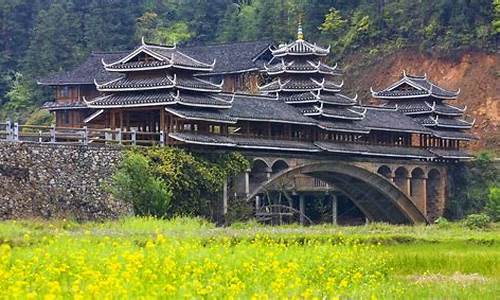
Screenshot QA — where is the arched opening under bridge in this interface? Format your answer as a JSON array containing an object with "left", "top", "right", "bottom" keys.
[{"left": 247, "top": 162, "right": 427, "bottom": 225}]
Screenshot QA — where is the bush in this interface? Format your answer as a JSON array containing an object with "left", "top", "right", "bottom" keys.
[
  {"left": 110, "top": 152, "right": 172, "bottom": 218},
  {"left": 25, "top": 109, "right": 53, "bottom": 126},
  {"left": 111, "top": 148, "right": 249, "bottom": 221},
  {"left": 434, "top": 216, "right": 450, "bottom": 228},
  {"left": 485, "top": 186, "right": 500, "bottom": 222},
  {"left": 463, "top": 213, "right": 491, "bottom": 229}
]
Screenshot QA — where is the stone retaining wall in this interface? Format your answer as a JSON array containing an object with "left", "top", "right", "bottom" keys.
[{"left": 0, "top": 141, "right": 131, "bottom": 220}]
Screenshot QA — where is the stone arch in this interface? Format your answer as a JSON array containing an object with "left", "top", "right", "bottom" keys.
[
  {"left": 246, "top": 162, "right": 427, "bottom": 224},
  {"left": 249, "top": 159, "right": 271, "bottom": 188},
  {"left": 377, "top": 165, "right": 392, "bottom": 179},
  {"left": 394, "top": 167, "right": 410, "bottom": 195},
  {"left": 410, "top": 167, "right": 426, "bottom": 213},
  {"left": 271, "top": 159, "right": 289, "bottom": 174},
  {"left": 427, "top": 169, "right": 443, "bottom": 222}
]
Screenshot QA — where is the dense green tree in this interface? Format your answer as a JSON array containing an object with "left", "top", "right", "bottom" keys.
[{"left": 0, "top": 0, "right": 496, "bottom": 120}]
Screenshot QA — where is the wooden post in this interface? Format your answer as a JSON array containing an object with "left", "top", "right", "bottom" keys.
[
  {"left": 131, "top": 129, "right": 137, "bottom": 145},
  {"left": 255, "top": 195, "right": 260, "bottom": 211},
  {"left": 223, "top": 178, "right": 228, "bottom": 216},
  {"left": 160, "top": 106, "right": 165, "bottom": 132},
  {"left": 160, "top": 130, "right": 165, "bottom": 147},
  {"left": 110, "top": 110, "right": 116, "bottom": 130},
  {"left": 119, "top": 110, "right": 124, "bottom": 131},
  {"left": 244, "top": 169, "right": 250, "bottom": 196},
  {"left": 5, "top": 121, "right": 12, "bottom": 141},
  {"left": 82, "top": 126, "right": 88, "bottom": 145},
  {"left": 117, "top": 128, "right": 122, "bottom": 144},
  {"left": 331, "top": 194, "right": 338, "bottom": 225},
  {"left": 50, "top": 126, "right": 56, "bottom": 143},
  {"left": 299, "top": 194, "right": 305, "bottom": 225},
  {"left": 13, "top": 123, "right": 19, "bottom": 141}
]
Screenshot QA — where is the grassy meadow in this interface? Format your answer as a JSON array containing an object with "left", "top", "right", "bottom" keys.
[{"left": 0, "top": 218, "right": 498, "bottom": 299}]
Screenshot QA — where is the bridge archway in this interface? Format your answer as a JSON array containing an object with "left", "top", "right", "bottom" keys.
[
  {"left": 427, "top": 169, "right": 444, "bottom": 222},
  {"left": 246, "top": 162, "right": 427, "bottom": 224},
  {"left": 271, "top": 159, "right": 289, "bottom": 174},
  {"left": 410, "top": 167, "right": 426, "bottom": 213},
  {"left": 394, "top": 167, "right": 410, "bottom": 195},
  {"left": 249, "top": 159, "right": 270, "bottom": 189},
  {"left": 377, "top": 165, "right": 392, "bottom": 179}
]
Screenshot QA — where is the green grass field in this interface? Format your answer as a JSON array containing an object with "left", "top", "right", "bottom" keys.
[{"left": 0, "top": 218, "right": 498, "bottom": 299}]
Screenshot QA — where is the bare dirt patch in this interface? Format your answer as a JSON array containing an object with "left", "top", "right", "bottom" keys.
[{"left": 343, "top": 50, "right": 499, "bottom": 153}]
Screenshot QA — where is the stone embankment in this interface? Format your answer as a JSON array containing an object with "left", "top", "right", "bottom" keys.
[{"left": 0, "top": 141, "right": 131, "bottom": 220}]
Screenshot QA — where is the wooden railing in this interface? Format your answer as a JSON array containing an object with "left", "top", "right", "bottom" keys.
[{"left": 0, "top": 122, "right": 166, "bottom": 146}]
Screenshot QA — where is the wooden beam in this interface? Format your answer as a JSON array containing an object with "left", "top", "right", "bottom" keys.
[{"left": 160, "top": 107, "right": 165, "bottom": 132}]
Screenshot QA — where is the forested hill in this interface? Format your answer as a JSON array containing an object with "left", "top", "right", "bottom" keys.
[{"left": 0, "top": 0, "right": 498, "bottom": 126}]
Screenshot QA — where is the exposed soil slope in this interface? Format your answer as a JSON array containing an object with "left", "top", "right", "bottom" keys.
[{"left": 343, "top": 50, "right": 499, "bottom": 152}]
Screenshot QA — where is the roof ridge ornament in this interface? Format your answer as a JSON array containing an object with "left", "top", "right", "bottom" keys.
[{"left": 297, "top": 15, "right": 304, "bottom": 41}]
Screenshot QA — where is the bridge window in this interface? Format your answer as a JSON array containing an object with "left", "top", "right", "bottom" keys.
[
  {"left": 394, "top": 167, "right": 409, "bottom": 195},
  {"left": 271, "top": 160, "right": 289, "bottom": 174},
  {"left": 377, "top": 166, "right": 392, "bottom": 179}
]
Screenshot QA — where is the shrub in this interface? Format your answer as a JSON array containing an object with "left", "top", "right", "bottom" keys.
[
  {"left": 434, "top": 216, "right": 450, "bottom": 228},
  {"left": 485, "top": 186, "right": 500, "bottom": 222},
  {"left": 463, "top": 213, "right": 491, "bottom": 229},
  {"left": 111, "top": 148, "right": 249, "bottom": 221},
  {"left": 110, "top": 152, "right": 172, "bottom": 218}
]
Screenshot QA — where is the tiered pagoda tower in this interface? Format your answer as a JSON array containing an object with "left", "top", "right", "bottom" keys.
[
  {"left": 85, "top": 38, "right": 233, "bottom": 130},
  {"left": 259, "top": 24, "right": 366, "bottom": 133},
  {"left": 371, "top": 71, "right": 475, "bottom": 152}
]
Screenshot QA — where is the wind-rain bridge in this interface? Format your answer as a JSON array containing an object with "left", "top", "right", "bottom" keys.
[{"left": 0, "top": 28, "right": 476, "bottom": 224}]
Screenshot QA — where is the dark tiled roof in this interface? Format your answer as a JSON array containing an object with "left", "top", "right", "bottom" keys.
[
  {"left": 374, "top": 90, "right": 429, "bottom": 98},
  {"left": 229, "top": 94, "right": 316, "bottom": 124},
  {"left": 415, "top": 116, "right": 474, "bottom": 128},
  {"left": 232, "top": 135, "right": 319, "bottom": 151},
  {"left": 264, "top": 59, "right": 338, "bottom": 75},
  {"left": 260, "top": 78, "right": 328, "bottom": 92},
  {"left": 105, "top": 60, "right": 172, "bottom": 71},
  {"left": 432, "top": 129, "right": 476, "bottom": 140},
  {"left": 271, "top": 39, "right": 329, "bottom": 57},
  {"left": 360, "top": 107, "right": 430, "bottom": 133},
  {"left": 39, "top": 41, "right": 273, "bottom": 85},
  {"left": 96, "top": 75, "right": 175, "bottom": 91},
  {"left": 434, "top": 117, "right": 474, "bottom": 128},
  {"left": 281, "top": 92, "right": 319, "bottom": 104},
  {"left": 42, "top": 101, "right": 88, "bottom": 111},
  {"left": 316, "top": 119, "right": 370, "bottom": 133},
  {"left": 320, "top": 107, "right": 365, "bottom": 120},
  {"left": 372, "top": 73, "right": 460, "bottom": 99},
  {"left": 319, "top": 93, "right": 357, "bottom": 105},
  {"left": 181, "top": 40, "right": 272, "bottom": 74},
  {"left": 178, "top": 94, "right": 233, "bottom": 108},
  {"left": 87, "top": 91, "right": 177, "bottom": 108},
  {"left": 104, "top": 43, "right": 215, "bottom": 71},
  {"left": 165, "top": 106, "right": 236, "bottom": 123},
  {"left": 361, "top": 107, "right": 432, "bottom": 133},
  {"left": 169, "top": 131, "right": 234, "bottom": 146},
  {"left": 433, "top": 103, "right": 466, "bottom": 115},
  {"left": 38, "top": 52, "right": 126, "bottom": 85},
  {"left": 169, "top": 132, "right": 320, "bottom": 152},
  {"left": 428, "top": 148, "right": 473, "bottom": 159},
  {"left": 387, "top": 101, "right": 465, "bottom": 116},
  {"left": 175, "top": 77, "right": 222, "bottom": 92},
  {"left": 315, "top": 141, "right": 435, "bottom": 158},
  {"left": 322, "top": 80, "right": 343, "bottom": 91}
]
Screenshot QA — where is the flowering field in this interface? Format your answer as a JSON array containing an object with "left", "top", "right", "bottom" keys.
[{"left": 0, "top": 218, "right": 498, "bottom": 299}]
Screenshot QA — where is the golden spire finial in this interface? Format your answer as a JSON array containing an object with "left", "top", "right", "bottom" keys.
[{"left": 297, "top": 14, "right": 304, "bottom": 40}]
